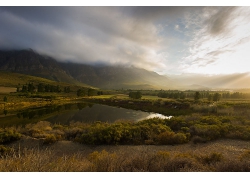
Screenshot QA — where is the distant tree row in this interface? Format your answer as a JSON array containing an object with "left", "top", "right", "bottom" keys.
[
  {"left": 221, "top": 92, "right": 250, "bottom": 99},
  {"left": 158, "top": 90, "right": 250, "bottom": 101},
  {"left": 77, "top": 88, "right": 103, "bottom": 97},
  {"left": 158, "top": 92, "right": 186, "bottom": 99},
  {"left": 17, "top": 83, "right": 71, "bottom": 93},
  {"left": 194, "top": 92, "right": 221, "bottom": 102}
]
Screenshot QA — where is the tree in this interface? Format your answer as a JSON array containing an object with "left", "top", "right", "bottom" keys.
[
  {"left": 28, "top": 83, "right": 35, "bottom": 92},
  {"left": 37, "top": 83, "right": 45, "bottom": 92},
  {"left": 129, "top": 91, "right": 142, "bottom": 99},
  {"left": 208, "top": 94, "right": 213, "bottom": 101},
  {"left": 21, "top": 85, "right": 28, "bottom": 92},
  {"left": 194, "top": 92, "right": 200, "bottom": 101},
  {"left": 180, "top": 92, "right": 186, "bottom": 99},
  {"left": 64, "top": 86, "right": 70, "bottom": 93},
  {"left": 88, "top": 88, "right": 97, "bottom": 96},
  {"left": 213, "top": 93, "right": 221, "bottom": 102},
  {"left": 77, "top": 88, "right": 87, "bottom": 97}
]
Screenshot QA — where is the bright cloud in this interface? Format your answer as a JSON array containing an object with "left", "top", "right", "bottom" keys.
[
  {"left": 182, "top": 7, "right": 250, "bottom": 74},
  {"left": 0, "top": 6, "right": 250, "bottom": 75}
]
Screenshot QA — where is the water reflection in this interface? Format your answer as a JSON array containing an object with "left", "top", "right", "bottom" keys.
[
  {"left": 0, "top": 102, "right": 170, "bottom": 127},
  {"left": 139, "top": 113, "right": 172, "bottom": 121}
]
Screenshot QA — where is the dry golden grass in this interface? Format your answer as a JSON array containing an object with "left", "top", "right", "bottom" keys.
[{"left": 1, "top": 137, "right": 250, "bottom": 172}]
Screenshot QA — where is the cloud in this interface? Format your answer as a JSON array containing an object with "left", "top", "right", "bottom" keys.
[
  {"left": 0, "top": 6, "right": 204, "bottom": 73},
  {"left": 205, "top": 7, "right": 237, "bottom": 36},
  {"left": 1, "top": 6, "right": 249, "bottom": 75},
  {"left": 0, "top": 7, "right": 166, "bottom": 70},
  {"left": 182, "top": 6, "right": 250, "bottom": 74}
]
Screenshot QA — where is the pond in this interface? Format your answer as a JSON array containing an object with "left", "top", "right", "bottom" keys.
[{"left": 0, "top": 102, "right": 171, "bottom": 127}]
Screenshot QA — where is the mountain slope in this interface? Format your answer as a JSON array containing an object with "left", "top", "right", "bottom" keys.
[
  {"left": 0, "top": 49, "right": 176, "bottom": 90},
  {"left": 0, "top": 71, "right": 90, "bottom": 91},
  {"left": 61, "top": 63, "right": 177, "bottom": 89},
  {"left": 0, "top": 49, "right": 88, "bottom": 87}
]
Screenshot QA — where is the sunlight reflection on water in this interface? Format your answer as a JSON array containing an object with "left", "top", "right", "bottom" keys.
[{"left": 137, "top": 113, "right": 172, "bottom": 121}]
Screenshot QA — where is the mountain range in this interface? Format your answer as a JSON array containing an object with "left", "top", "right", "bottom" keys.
[
  {"left": 1, "top": 49, "right": 250, "bottom": 90},
  {"left": 0, "top": 49, "right": 176, "bottom": 90}
]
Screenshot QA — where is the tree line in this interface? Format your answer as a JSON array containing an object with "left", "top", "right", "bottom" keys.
[
  {"left": 16, "top": 83, "right": 71, "bottom": 93},
  {"left": 158, "top": 90, "right": 250, "bottom": 101},
  {"left": 77, "top": 88, "right": 103, "bottom": 97}
]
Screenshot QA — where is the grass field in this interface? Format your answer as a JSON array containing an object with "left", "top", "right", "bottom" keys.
[{"left": 0, "top": 87, "right": 17, "bottom": 93}]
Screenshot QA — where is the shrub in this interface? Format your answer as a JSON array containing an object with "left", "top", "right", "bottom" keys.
[
  {"left": 65, "top": 127, "right": 83, "bottom": 141},
  {"left": 190, "top": 124, "right": 221, "bottom": 141},
  {"left": 239, "top": 150, "right": 250, "bottom": 161},
  {"left": 156, "top": 131, "right": 175, "bottom": 145},
  {"left": 156, "top": 151, "right": 170, "bottom": 159},
  {"left": 156, "top": 131, "right": 189, "bottom": 145},
  {"left": 192, "top": 136, "right": 207, "bottom": 144},
  {"left": 215, "top": 159, "right": 250, "bottom": 172},
  {"left": 144, "top": 139, "right": 155, "bottom": 145},
  {"left": 43, "top": 134, "right": 57, "bottom": 145},
  {"left": 0, "top": 130, "right": 21, "bottom": 144},
  {"left": 87, "top": 150, "right": 117, "bottom": 172},
  {"left": 196, "top": 152, "right": 223, "bottom": 165},
  {"left": 173, "top": 133, "right": 189, "bottom": 144},
  {"left": 164, "top": 154, "right": 198, "bottom": 172},
  {"left": 0, "top": 145, "right": 13, "bottom": 156}
]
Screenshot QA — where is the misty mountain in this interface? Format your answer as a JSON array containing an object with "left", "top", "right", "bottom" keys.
[
  {"left": 0, "top": 49, "right": 176, "bottom": 89},
  {"left": 0, "top": 49, "right": 83, "bottom": 85}
]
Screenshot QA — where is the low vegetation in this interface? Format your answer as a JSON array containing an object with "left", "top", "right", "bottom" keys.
[
  {"left": 0, "top": 144, "right": 250, "bottom": 172},
  {"left": 2, "top": 76, "right": 250, "bottom": 171}
]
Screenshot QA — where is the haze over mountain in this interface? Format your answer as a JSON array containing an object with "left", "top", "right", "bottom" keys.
[
  {"left": 1, "top": 6, "right": 250, "bottom": 90},
  {"left": 168, "top": 73, "right": 250, "bottom": 90},
  {"left": 0, "top": 49, "right": 177, "bottom": 90},
  {"left": 1, "top": 49, "right": 250, "bottom": 90}
]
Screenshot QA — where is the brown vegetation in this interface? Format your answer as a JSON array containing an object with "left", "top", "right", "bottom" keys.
[{"left": 1, "top": 137, "right": 250, "bottom": 172}]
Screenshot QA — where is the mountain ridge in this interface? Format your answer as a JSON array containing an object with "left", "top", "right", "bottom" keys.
[{"left": 0, "top": 49, "right": 176, "bottom": 90}]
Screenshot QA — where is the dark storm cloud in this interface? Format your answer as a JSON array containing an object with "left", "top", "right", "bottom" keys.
[
  {"left": 130, "top": 6, "right": 202, "bottom": 22},
  {"left": 204, "top": 7, "right": 237, "bottom": 36},
  {"left": 1, "top": 6, "right": 199, "bottom": 69}
]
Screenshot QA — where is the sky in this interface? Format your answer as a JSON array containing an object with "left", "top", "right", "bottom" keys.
[{"left": 0, "top": 4, "right": 250, "bottom": 75}]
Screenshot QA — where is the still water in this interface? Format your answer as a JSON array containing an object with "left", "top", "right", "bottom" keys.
[{"left": 0, "top": 102, "right": 170, "bottom": 127}]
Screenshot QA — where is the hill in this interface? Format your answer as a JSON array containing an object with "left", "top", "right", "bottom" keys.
[{"left": 0, "top": 71, "right": 90, "bottom": 92}]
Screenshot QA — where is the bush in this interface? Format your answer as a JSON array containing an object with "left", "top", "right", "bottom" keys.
[
  {"left": 215, "top": 159, "right": 250, "bottom": 172},
  {"left": 190, "top": 124, "right": 221, "bottom": 141},
  {"left": 0, "top": 130, "right": 21, "bottom": 144},
  {"left": 239, "top": 150, "right": 250, "bottom": 161},
  {"left": 196, "top": 152, "right": 223, "bottom": 165},
  {"left": 87, "top": 150, "right": 117, "bottom": 172},
  {"left": 0, "top": 145, "right": 13, "bottom": 156},
  {"left": 192, "top": 136, "right": 207, "bottom": 144},
  {"left": 43, "top": 134, "right": 57, "bottom": 145},
  {"left": 156, "top": 131, "right": 189, "bottom": 145},
  {"left": 156, "top": 131, "right": 175, "bottom": 145}
]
